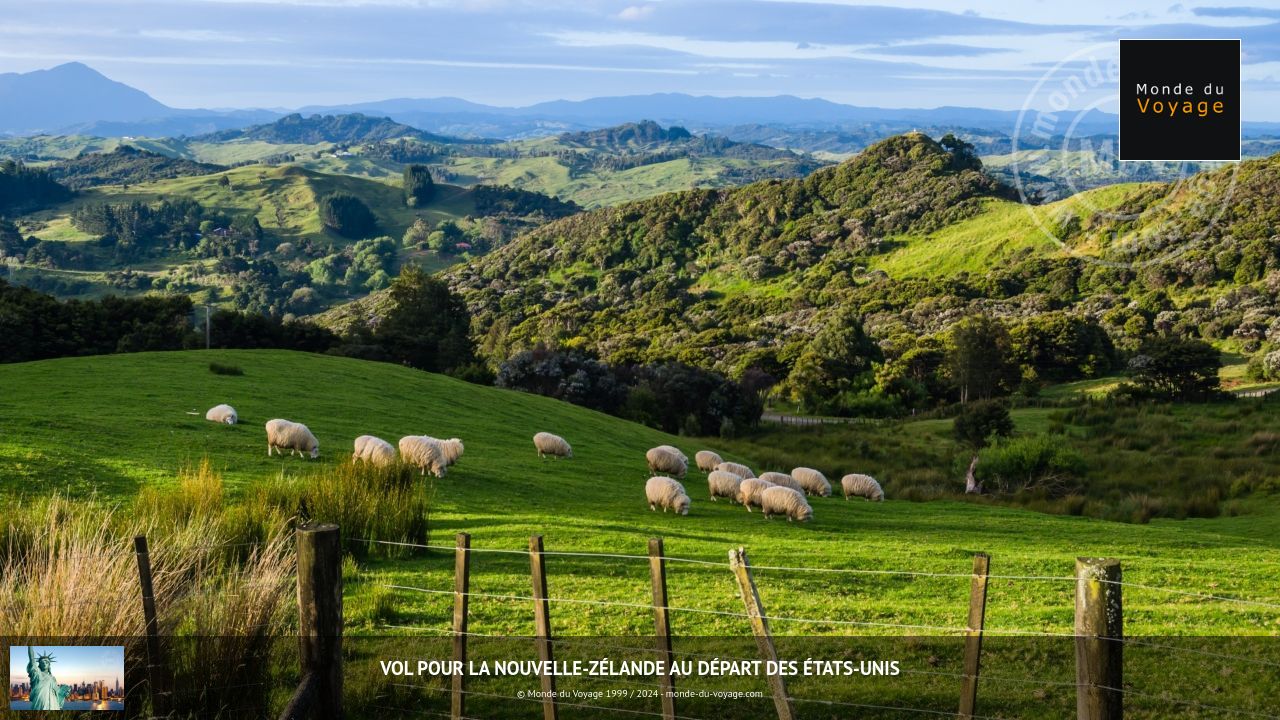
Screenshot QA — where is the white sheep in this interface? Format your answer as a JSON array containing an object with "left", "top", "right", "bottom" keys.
[
  {"left": 791, "top": 467, "right": 832, "bottom": 497},
  {"left": 695, "top": 450, "right": 723, "bottom": 473},
  {"left": 533, "top": 432, "right": 573, "bottom": 459},
  {"left": 841, "top": 473, "right": 884, "bottom": 502},
  {"left": 760, "top": 486, "right": 813, "bottom": 522},
  {"left": 759, "top": 471, "right": 804, "bottom": 493},
  {"left": 353, "top": 435, "right": 396, "bottom": 467},
  {"left": 265, "top": 419, "right": 319, "bottom": 459},
  {"left": 707, "top": 470, "right": 743, "bottom": 503},
  {"left": 737, "top": 477, "right": 776, "bottom": 512},
  {"left": 716, "top": 461, "right": 756, "bottom": 479},
  {"left": 645, "top": 476, "right": 691, "bottom": 515},
  {"left": 646, "top": 446, "right": 688, "bottom": 478},
  {"left": 656, "top": 445, "right": 689, "bottom": 463},
  {"left": 439, "top": 438, "right": 465, "bottom": 466},
  {"left": 205, "top": 404, "right": 238, "bottom": 425},
  {"left": 399, "top": 435, "right": 449, "bottom": 477}
]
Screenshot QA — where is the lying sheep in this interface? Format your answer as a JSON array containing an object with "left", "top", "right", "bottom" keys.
[
  {"left": 760, "top": 486, "right": 813, "bottom": 522},
  {"left": 439, "top": 438, "right": 465, "bottom": 466},
  {"left": 265, "top": 419, "right": 319, "bottom": 459},
  {"left": 707, "top": 470, "right": 743, "bottom": 503},
  {"left": 353, "top": 435, "right": 396, "bottom": 467},
  {"left": 647, "top": 446, "right": 688, "bottom": 478},
  {"left": 645, "top": 476, "right": 691, "bottom": 516},
  {"left": 533, "top": 432, "right": 573, "bottom": 459},
  {"left": 759, "top": 471, "right": 804, "bottom": 493},
  {"left": 206, "top": 404, "right": 238, "bottom": 425},
  {"left": 716, "top": 461, "right": 756, "bottom": 479},
  {"left": 399, "top": 435, "right": 449, "bottom": 477},
  {"left": 841, "top": 473, "right": 884, "bottom": 502},
  {"left": 737, "top": 477, "right": 776, "bottom": 512},
  {"left": 695, "top": 450, "right": 723, "bottom": 473},
  {"left": 791, "top": 467, "right": 832, "bottom": 497}
]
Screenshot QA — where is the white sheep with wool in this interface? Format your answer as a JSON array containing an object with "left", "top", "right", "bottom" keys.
[
  {"left": 760, "top": 486, "right": 813, "bottom": 522},
  {"left": 841, "top": 473, "right": 884, "bottom": 502},
  {"left": 353, "top": 435, "right": 396, "bottom": 467},
  {"left": 646, "top": 446, "right": 688, "bottom": 478},
  {"left": 737, "top": 477, "right": 776, "bottom": 511},
  {"left": 206, "top": 404, "right": 238, "bottom": 425},
  {"left": 707, "top": 470, "right": 743, "bottom": 503},
  {"left": 695, "top": 450, "right": 723, "bottom": 473},
  {"left": 645, "top": 476, "right": 691, "bottom": 515},
  {"left": 399, "top": 435, "right": 449, "bottom": 477},
  {"left": 716, "top": 461, "right": 755, "bottom": 479},
  {"left": 265, "top": 419, "right": 319, "bottom": 459},
  {"left": 439, "top": 438, "right": 465, "bottom": 466},
  {"left": 791, "top": 467, "right": 832, "bottom": 497},
  {"left": 656, "top": 445, "right": 688, "bottom": 463},
  {"left": 533, "top": 432, "right": 573, "bottom": 459},
  {"left": 759, "top": 471, "right": 804, "bottom": 493}
]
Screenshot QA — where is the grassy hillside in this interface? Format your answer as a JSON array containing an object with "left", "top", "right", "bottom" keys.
[{"left": 1, "top": 349, "right": 1278, "bottom": 644}]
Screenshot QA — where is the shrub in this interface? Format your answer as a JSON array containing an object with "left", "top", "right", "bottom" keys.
[
  {"left": 971, "top": 435, "right": 1087, "bottom": 496},
  {"left": 209, "top": 361, "right": 244, "bottom": 376}
]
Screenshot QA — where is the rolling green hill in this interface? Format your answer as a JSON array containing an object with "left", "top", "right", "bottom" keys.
[{"left": 1, "top": 348, "right": 1278, "bottom": 645}]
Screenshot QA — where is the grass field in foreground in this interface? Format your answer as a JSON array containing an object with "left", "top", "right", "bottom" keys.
[{"left": 0, "top": 350, "right": 1278, "bottom": 643}]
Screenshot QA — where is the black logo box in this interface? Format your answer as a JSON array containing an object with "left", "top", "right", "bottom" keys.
[{"left": 1119, "top": 39, "right": 1241, "bottom": 162}]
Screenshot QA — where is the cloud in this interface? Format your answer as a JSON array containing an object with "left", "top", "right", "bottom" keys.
[
  {"left": 1192, "top": 6, "right": 1280, "bottom": 19},
  {"left": 868, "top": 43, "right": 1015, "bottom": 57},
  {"left": 618, "top": 5, "right": 653, "bottom": 21}
]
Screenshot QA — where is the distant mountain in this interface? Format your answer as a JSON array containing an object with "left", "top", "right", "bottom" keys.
[
  {"left": 61, "top": 110, "right": 283, "bottom": 139},
  {"left": 195, "top": 113, "right": 471, "bottom": 145},
  {"left": 560, "top": 120, "right": 694, "bottom": 148},
  {"left": 0, "top": 63, "right": 173, "bottom": 134}
]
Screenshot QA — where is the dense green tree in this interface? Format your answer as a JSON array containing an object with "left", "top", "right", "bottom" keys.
[
  {"left": 373, "top": 265, "right": 476, "bottom": 372},
  {"left": 1010, "top": 313, "right": 1114, "bottom": 382},
  {"left": 944, "top": 314, "right": 1020, "bottom": 403},
  {"left": 953, "top": 399, "right": 1014, "bottom": 493},
  {"left": 318, "top": 192, "right": 378, "bottom": 239},
  {"left": 1127, "top": 336, "right": 1221, "bottom": 401},
  {"left": 787, "top": 307, "right": 881, "bottom": 412},
  {"left": 403, "top": 164, "right": 435, "bottom": 207}
]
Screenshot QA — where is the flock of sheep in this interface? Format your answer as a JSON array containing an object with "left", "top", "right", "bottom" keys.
[
  {"left": 641, "top": 446, "right": 883, "bottom": 523},
  {"left": 203, "top": 407, "right": 881, "bottom": 524}
]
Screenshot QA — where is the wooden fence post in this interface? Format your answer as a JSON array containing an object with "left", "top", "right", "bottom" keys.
[
  {"left": 1075, "top": 558, "right": 1122, "bottom": 720},
  {"left": 452, "top": 533, "right": 471, "bottom": 720},
  {"left": 297, "top": 523, "right": 343, "bottom": 720},
  {"left": 134, "top": 535, "right": 168, "bottom": 717},
  {"left": 958, "top": 552, "right": 990, "bottom": 719},
  {"left": 648, "top": 538, "right": 677, "bottom": 720},
  {"left": 728, "top": 547, "right": 795, "bottom": 720},
  {"left": 529, "top": 535, "right": 558, "bottom": 720}
]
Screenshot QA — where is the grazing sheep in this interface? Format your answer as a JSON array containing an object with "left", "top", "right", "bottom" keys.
[
  {"left": 695, "top": 450, "right": 724, "bottom": 473},
  {"left": 265, "top": 419, "right": 319, "bottom": 459},
  {"left": 759, "top": 471, "right": 804, "bottom": 493},
  {"left": 841, "top": 474, "right": 884, "bottom": 502},
  {"left": 656, "top": 445, "right": 689, "bottom": 463},
  {"left": 760, "top": 486, "right": 814, "bottom": 522},
  {"left": 205, "top": 404, "right": 238, "bottom": 425},
  {"left": 646, "top": 446, "right": 688, "bottom": 478},
  {"left": 645, "top": 476, "right": 691, "bottom": 516},
  {"left": 353, "top": 435, "right": 396, "bottom": 467},
  {"left": 439, "top": 438, "right": 465, "bottom": 466},
  {"left": 716, "top": 461, "right": 756, "bottom": 479},
  {"left": 533, "top": 432, "right": 573, "bottom": 459},
  {"left": 737, "top": 477, "right": 776, "bottom": 512},
  {"left": 707, "top": 470, "right": 743, "bottom": 503},
  {"left": 399, "top": 435, "right": 449, "bottom": 477},
  {"left": 791, "top": 467, "right": 832, "bottom": 497}
]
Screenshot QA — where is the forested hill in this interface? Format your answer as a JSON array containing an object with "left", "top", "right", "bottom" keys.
[
  {"left": 447, "top": 131, "right": 1280, "bottom": 415},
  {"left": 559, "top": 119, "right": 815, "bottom": 162},
  {"left": 448, "top": 132, "right": 1011, "bottom": 360},
  {"left": 49, "top": 146, "right": 225, "bottom": 189},
  {"left": 196, "top": 113, "right": 475, "bottom": 145}
]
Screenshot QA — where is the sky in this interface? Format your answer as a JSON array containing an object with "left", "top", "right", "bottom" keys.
[
  {"left": 0, "top": 0, "right": 1279, "bottom": 117},
  {"left": 9, "top": 646, "right": 125, "bottom": 687}
]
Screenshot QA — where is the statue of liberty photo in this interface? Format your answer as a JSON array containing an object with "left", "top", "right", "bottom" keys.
[{"left": 26, "top": 646, "right": 71, "bottom": 710}]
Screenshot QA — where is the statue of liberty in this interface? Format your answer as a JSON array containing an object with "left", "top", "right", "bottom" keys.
[{"left": 26, "top": 646, "right": 71, "bottom": 710}]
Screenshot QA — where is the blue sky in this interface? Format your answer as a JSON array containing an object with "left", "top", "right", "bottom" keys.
[
  {"left": 1, "top": 1, "right": 1278, "bottom": 117},
  {"left": 9, "top": 646, "right": 125, "bottom": 687}
]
